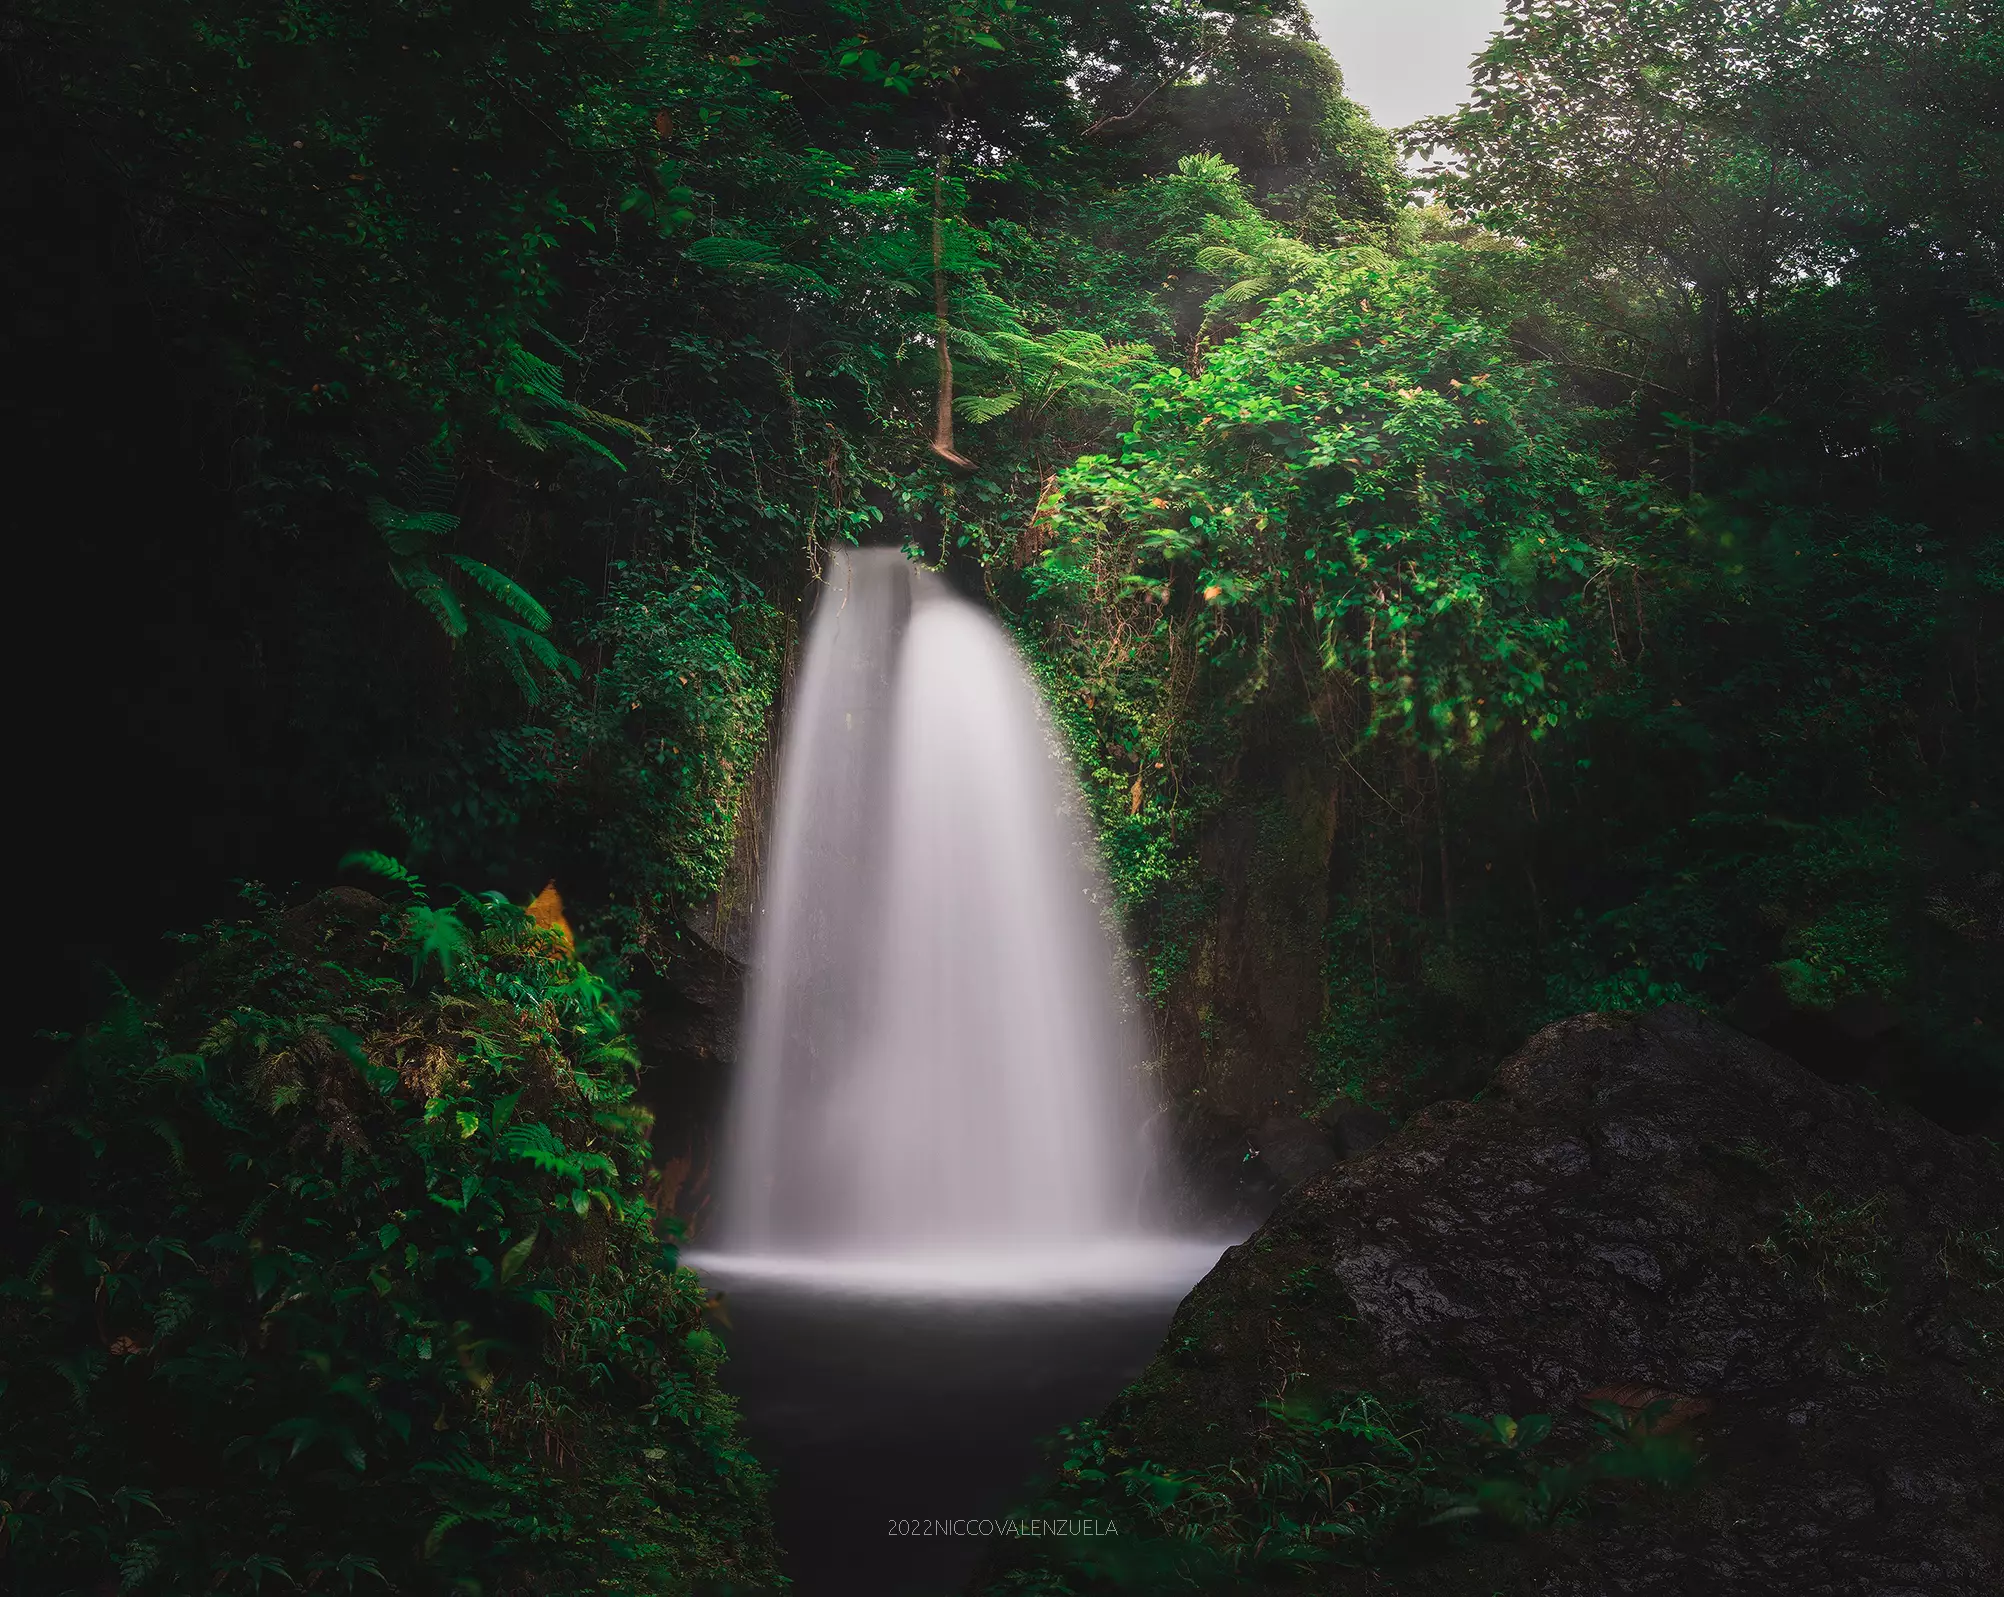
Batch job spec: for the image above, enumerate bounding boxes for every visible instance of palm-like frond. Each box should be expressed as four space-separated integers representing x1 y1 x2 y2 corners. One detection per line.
448 556 552 631
476 611 579 705
956 392 1021 423
368 497 460 558
393 562 468 638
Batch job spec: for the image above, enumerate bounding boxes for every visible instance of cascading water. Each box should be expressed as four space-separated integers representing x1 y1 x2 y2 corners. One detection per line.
698 547 1215 1296
691 548 1233 1591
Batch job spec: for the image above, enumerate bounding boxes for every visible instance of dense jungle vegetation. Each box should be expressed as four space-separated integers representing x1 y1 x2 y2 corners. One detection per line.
3 0 1999 1589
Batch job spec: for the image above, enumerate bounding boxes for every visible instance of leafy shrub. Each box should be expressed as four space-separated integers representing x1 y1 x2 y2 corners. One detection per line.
982 1389 1697 1593
983 1393 1434 1593
0 873 776 1594
393 565 783 961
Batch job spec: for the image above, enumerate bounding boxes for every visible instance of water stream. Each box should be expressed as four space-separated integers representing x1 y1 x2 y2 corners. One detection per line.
689 547 1231 1592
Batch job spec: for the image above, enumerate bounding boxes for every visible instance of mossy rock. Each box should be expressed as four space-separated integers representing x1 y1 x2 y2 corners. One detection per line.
979 1007 2002 1595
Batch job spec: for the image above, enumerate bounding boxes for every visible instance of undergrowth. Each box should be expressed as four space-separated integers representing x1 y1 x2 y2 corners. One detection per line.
981 1387 1698 1593
0 865 776 1595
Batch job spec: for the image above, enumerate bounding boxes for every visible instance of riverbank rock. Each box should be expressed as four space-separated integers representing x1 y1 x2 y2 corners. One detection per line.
988 1006 2003 1595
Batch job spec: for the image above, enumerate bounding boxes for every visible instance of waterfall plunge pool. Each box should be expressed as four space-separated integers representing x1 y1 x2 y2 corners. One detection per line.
687 1243 1235 1596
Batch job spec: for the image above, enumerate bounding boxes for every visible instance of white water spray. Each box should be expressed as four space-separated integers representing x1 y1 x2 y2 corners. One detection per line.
701 548 1212 1296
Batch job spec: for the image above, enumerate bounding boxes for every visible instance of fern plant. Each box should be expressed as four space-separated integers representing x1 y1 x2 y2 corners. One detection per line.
0 871 778 1594
367 452 580 704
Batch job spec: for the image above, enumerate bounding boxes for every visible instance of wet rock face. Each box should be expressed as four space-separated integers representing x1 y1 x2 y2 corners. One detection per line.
1254 1114 1340 1187
1113 1008 2004 1594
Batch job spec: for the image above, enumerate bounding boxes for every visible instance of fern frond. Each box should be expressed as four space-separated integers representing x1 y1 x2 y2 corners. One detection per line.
574 406 653 441
392 562 468 638
405 905 471 982
1037 329 1113 365
340 850 422 890
475 612 579 704
447 556 551 632
541 418 628 470
522 318 583 362
483 615 542 703
501 343 569 408
515 626 580 679
367 496 459 558
955 391 1021 423
393 448 459 513
340 855 430 915
1215 274 1277 308
1195 245 1255 275
945 325 1014 365
147 1119 187 1171
500 413 550 452
684 237 781 271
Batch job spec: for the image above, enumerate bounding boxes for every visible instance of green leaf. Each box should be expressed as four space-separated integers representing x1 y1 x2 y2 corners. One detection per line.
339 852 422 893
684 236 782 271
499 1229 538 1284
367 497 459 558
447 555 552 631
956 391 1021 424
406 905 471 981
391 562 468 639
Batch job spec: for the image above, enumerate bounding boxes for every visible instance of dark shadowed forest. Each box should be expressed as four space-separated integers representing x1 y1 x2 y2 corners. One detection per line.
3 2 1998 1593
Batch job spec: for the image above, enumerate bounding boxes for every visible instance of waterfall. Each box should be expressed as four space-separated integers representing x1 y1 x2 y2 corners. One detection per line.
701 548 1203 1295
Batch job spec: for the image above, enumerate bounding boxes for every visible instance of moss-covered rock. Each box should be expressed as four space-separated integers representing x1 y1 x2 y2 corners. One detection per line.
980 1007 2002 1595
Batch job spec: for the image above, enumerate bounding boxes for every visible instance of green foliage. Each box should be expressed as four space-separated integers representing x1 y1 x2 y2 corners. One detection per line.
1942 1226 2003 1405
389 565 781 965
1397 0 2003 1117
1754 1193 1895 1309
985 0 2001 1127
984 1389 1699 1593
16 1 2004 1583
1432 1404 1699 1532
999 153 1669 1103
1 878 775 1594
18 0 1349 977
1039 242 1646 756
985 1393 1435 1592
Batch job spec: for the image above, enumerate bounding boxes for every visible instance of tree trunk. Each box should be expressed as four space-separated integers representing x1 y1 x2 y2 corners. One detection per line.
930 159 972 471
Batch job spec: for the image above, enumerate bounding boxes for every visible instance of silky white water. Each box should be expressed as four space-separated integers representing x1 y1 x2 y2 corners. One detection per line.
697 547 1207 1298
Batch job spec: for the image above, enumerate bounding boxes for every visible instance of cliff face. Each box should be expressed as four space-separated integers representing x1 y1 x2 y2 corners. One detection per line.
1156 771 1341 1126
983 1007 2003 1595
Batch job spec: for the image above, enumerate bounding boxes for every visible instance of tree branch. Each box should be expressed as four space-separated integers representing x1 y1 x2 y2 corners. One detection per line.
1085 78 1164 138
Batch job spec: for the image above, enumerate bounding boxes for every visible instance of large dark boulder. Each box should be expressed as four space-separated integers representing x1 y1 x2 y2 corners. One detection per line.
988 1007 2002 1594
